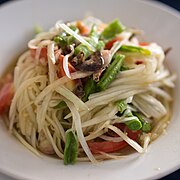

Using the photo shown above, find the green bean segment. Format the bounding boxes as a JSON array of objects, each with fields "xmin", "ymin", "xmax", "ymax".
[
  {"xmin": 101, "ymin": 19, "xmax": 125, "ymax": 40},
  {"xmin": 82, "ymin": 77, "xmax": 96, "ymax": 102},
  {"xmin": 97, "ymin": 54, "xmax": 125, "ymax": 91},
  {"xmin": 64, "ymin": 130, "xmax": 78, "ymax": 165},
  {"xmin": 120, "ymin": 45, "xmax": 151, "ymax": 55},
  {"xmin": 133, "ymin": 112, "xmax": 151, "ymax": 132}
]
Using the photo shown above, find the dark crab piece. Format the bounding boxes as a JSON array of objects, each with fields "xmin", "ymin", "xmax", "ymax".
[
  {"xmin": 70, "ymin": 53, "xmax": 84, "ymax": 66},
  {"xmin": 76, "ymin": 51, "xmax": 104, "ymax": 72}
]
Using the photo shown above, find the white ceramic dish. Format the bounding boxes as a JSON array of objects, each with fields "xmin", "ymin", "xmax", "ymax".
[{"xmin": 0, "ymin": 0, "xmax": 180, "ymax": 179}]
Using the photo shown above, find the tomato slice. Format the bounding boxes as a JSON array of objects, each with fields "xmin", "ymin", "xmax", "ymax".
[
  {"xmin": 76, "ymin": 21, "xmax": 89, "ymax": 36},
  {"xmin": 88, "ymin": 140, "xmax": 127, "ymax": 154},
  {"xmin": 57, "ymin": 55, "xmax": 77, "ymax": 91},
  {"xmin": 105, "ymin": 37, "xmax": 122, "ymax": 50},
  {"xmin": 58, "ymin": 55, "xmax": 66, "ymax": 77},
  {"xmin": 0, "ymin": 82, "xmax": 14, "ymax": 114},
  {"xmin": 57, "ymin": 55, "xmax": 76, "ymax": 78},
  {"xmin": 30, "ymin": 47, "xmax": 47, "ymax": 59},
  {"xmin": 88, "ymin": 124, "xmax": 140, "ymax": 154},
  {"xmin": 139, "ymin": 42, "xmax": 149, "ymax": 46},
  {"xmin": 112, "ymin": 123, "xmax": 140, "ymax": 140}
]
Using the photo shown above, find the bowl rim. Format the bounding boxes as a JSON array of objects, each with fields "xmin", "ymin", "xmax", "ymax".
[{"xmin": 0, "ymin": 0, "xmax": 179, "ymax": 180}]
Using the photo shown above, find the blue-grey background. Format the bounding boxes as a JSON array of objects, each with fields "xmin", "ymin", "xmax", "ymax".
[{"xmin": 0, "ymin": 0, "xmax": 179, "ymax": 179}]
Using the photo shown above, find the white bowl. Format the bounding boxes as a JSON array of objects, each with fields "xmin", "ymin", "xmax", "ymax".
[{"xmin": 0, "ymin": 0, "xmax": 180, "ymax": 179}]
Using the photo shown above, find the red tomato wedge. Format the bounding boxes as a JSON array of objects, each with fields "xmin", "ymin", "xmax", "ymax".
[
  {"xmin": 88, "ymin": 124, "xmax": 140, "ymax": 154},
  {"xmin": 105, "ymin": 37, "xmax": 122, "ymax": 50},
  {"xmin": 0, "ymin": 82, "xmax": 14, "ymax": 114},
  {"xmin": 58, "ymin": 55, "xmax": 77, "ymax": 91},
  {"xmin": 76, "ymin": 21, "xmax": 89, "ymax": 36},
  {"xmin": 139, "ymin": 42, "xmax": 149, "ymax": 46},
  {"xmin": 58, "ymin": 55, "xmax": 66, "ymax": 77},
  {"xmin": 58, "ymin": 55, "xmax": 76, "ymax": 78},
  {"xmin": 88, "ymin": 140, "xmax": 127, "ymax": 154},
  {"xmin": 30, "ymin": 47, "xmax": 47, "ymax": 59}
]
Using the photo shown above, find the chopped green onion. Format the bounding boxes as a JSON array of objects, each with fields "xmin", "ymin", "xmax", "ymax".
[
  {"xmin": 96, "ymin": 41, "xmax": 105, "ymax": 51},
  {"xmin": 87, "ymin": 38, "xmax": 98, "ymax": 49},
  {"xmin": 58, "ymin": 23, "xmax": 96, "ymax": 52},
  {"xmin": 120, "ymin": 45, "xmax": 151, "ymax": 56},
  {"xmin": 133, "ymin": 112, "xmax": 151, "ymax": 133},
  {"xmin": 54, "ymin": 101, "xmax": 67, "ymax": 109},
  {"xmin": 64, "ymin": 130, "xmax": 78, "ymax": 165},
  {"xmin": 97, "ymin": 54, "xmax": 125, "ymax": 91},
  {"xmin": 69, "ymin": 25, "xmax": 79, "ymax": 34},
  {"xmin": 74, "ymin": 44, "xmax": 93, "ymax": 59},
  {"xmin": 53, "ymin": 26, "xmax": 79, "ymax": 48},
  {"xmin": 142, "ymin": 122, "xmax": 151, "ymax": 133},
  {"xmin": 116, "ymin": 100, "xmax": 127, "ymax": 114},
  {"xmin": 87, "ymin": 36, "xmax": 105, "ymax": 51},
  {"xmin": 53, "ymin": 36, "xmax": 66, "ymax": 47},
  {"xmin": 66, "ymin": 36, "xmax": 76, "ymax": 45},
  {"xmin": 89, "ymin": 25, "xmax": 104, "ymax": 51},
  {"xmin": 82, "ymin": 77, "xmax": 96, "ymax": 102},
  {"xmin": 89, "ymin": 25, "xmax": 99, "ymax": 42},
  {"xmin": 74, "ymin": 25, "xmax": 103, "ymax": 58},
  {"xmin": 53, "ymin": 35, "xmax": 75, "ymax": 49},
  {"xmin": 101, "ymin": 19, "xmax": 125, "ymax": 40},
  {"xmin": 125, "ymin": 119, "xmax": 142, "ymax": 131},
  {"xmin": 125, "ymin": 112, "xmax": 142, "ymax": 131}
]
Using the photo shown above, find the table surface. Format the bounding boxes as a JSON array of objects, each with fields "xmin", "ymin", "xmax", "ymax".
[{"xmin": 0, "ymin": 0, "xmax": 179, "ymax": 179}]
